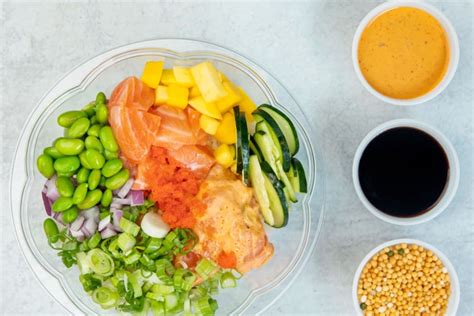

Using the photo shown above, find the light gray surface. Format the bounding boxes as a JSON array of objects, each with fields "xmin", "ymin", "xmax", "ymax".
[{"xmin": 1, "ymin": 1, "xmax": 472, "ymax": 315}]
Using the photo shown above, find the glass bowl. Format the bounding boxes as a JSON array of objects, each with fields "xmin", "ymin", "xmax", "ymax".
[{"xmin": 10, "ymin": 39, "xmax": 324, "ymax": 315}]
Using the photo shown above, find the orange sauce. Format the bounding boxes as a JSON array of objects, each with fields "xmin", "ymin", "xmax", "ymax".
[{"xmin": 358, "ymin": 7, "xmax": 449, "ymax": 99}]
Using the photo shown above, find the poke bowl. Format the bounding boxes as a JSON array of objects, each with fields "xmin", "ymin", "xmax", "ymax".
[{"xmin": 10, "ymin": 39, "xmax": 324, "ymax": 315}]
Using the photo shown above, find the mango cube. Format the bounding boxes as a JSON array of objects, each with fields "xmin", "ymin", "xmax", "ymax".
[
  {"xmin": 155, "ymin": 85, "xmax": 168, "ymax": 105},
  {"xmin": 190, "ymin": 62, "xmax": 228, "ymax": 103},
  {"xmin": 214, "ymin": 144, "xmax": 235, "ymax": 168},
  {"xmin": 237, "ymin": 87, "xmax": 257, "ymax": 122},
  {"xmin": 189, "ymin": 85, "xmax": 201, "ymax": 98},
  {"xmin": 188, "ymin": 96, "xmax": 222, "ymax": 120},
  {"xmin": 199, "ymin": 115, "xmax": 220, "ymax": 135},
  {"xmin": 160, "ymin": 69, "xmax": 177, "ymax": 86},
  {"xmin": 141, "ymin": 61, "xmax": 164, "ymax": 89},
  {"xmin": 173, "ymin": 67, "xmax": 194, "ymax": 88},
  {"xmin": 214, "ymin": 112, "xmax": 236, "ymax": 144},
  {"xmin": 217, "ymin": 71, "xmax": 228, "ymax": 82},
  {"xmin": 167, "ymin": 84, "xmax": 189, "ymax": 109},
  {"xmin": 216, "ymin": 81, "xmax": 242, "ymax": 113}
]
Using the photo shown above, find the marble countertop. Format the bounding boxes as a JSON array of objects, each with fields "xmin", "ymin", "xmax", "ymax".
[{"xmin": 1, "ymin": 1, "xmax": 472, "ymax": 315}]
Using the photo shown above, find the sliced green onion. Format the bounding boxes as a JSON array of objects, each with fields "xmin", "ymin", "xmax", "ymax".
[
  {"xmin": 164, "ymin": 293, "xmax": 178, "ymax": 311},
  {"xmin": 108, "ymin": 238, "xmax": 121, "ymax": 258},
  {"xmin": 151, "ymin": 284, "xmax": 175, "ymax": 295},
  {"xmin": 145, "ymin": 238, "xmax": 162, "ymax": 254},
  {"xmin": 88, "ymin": 232, "xmax": 101, "ymax": 249},
  {"xmin": 146, "ymin": 291, "xmax": 164, "ymax": 302},
  {"xmin": 119, "ymin": 217, "xmax": 140, "ymax": 237},
  {"xmin": 220, "ymin": 271, "xmax": 237, "ymax": 288},
  {"xmin": 150, "ymin": 300, "xmax": 165, "ymax": 316},
  {"xmin": 195, "ymin": 258, "xmax": 217, "ymax": 280},
  {"xmin": 173, "ymin": 268, "xmax": 196, "ymax": 292},
  {"xmin": 92, "ymin": 286, "xmax": 119, "ymax": 309},
  {"xmin": 79, "ymin": 273, "xmax": 102, "ymax": 292},
  {"xmin": 155, "ymin": 259, "xmax": 175, "ymax": 284},
  {"xmin": 162, "ymin": 231, "xmax": 177, "ymax": 250},
  {"xmin": 124, "ymin": 250, "xmax": 141, "ymax": 265},
  {"xmin": 76, "ymin": 252, "xmax": 91, "ymax": 274},
  {"xmin": 86, "ymin": 249, "xmax": 115, "ymax": 277},
  {"xmin": 117, "ymin": 232, "xmax": 136, "ymax": 254},
  {"xmin": 127, "ymin": 271, "xmax": 143, "ymax": 298},
  {"xmin": 194, "ymin": 296, "xmax": 217, "ymax": 315}
]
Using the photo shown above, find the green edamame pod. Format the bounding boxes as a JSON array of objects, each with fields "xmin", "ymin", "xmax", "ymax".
[
  {"xmin": 85, "ymin": 136, "xmax": 104, "ymax": 153},
  {"xmin": 99, "ymin": 126, "xmax": 119, "ymax": 153},
  {"xmin": 52, "ymin": 196, "xmax": 74, "ymax": 212},
  {"xmin": 37, "ymin": 154, "xmax": 55, "ymax": 178},
  {"xmin": 82, "ymin": 102, "xmax": 96, "ymax": 117},
  {"xmin": 88, "ymin": 232, "xmax": 101, "ymax": 249},
  {"xmin": 62, "ymin": 206, "xmax": 79, "ymax": 224},
  {"xmin": 77, "ymin": 189, "xmax": 103, "ymax": 209},
  {"xmin": 104, "ymin": 149, "xmax": 119, "ymax": 160},
  {"xmin": 101, "ymin": 189, "xmax": 113, "ymax": 207},
  {"xmin": 57, "ymin": 111, "xmax": 87, "ymax": 128},
  {"xmin": 54, "ymin": 138, "xmax": 84, "ymax": 155},
  {"xmin": 72, "ymin": 183, "xmax": 88, "ymax": 204},
  {"xmin": 87, "ymin": 124, "xmax": 102, "ymax": 137},
  {"xmin": 79, "ymin": 151, "xmax": 93, "ymax": 169},
  {"xmin": 95, "ymin": 104, "xmax": 108, "ymax": 124},
  {"xmin": 105, "ymin": 169, "xmax": 129, "ymax": 190},
  {"xmin": 101, "ymin": 158, "xmax": 123, "ymax": 177},
  {"xmin": 53, "ymin": 156, "xmax": 81, "ymax": 173},
  {"xmin": 56, "ymin": 176, "xmax": 75, "ymax": 197},
  {"xmin": 43, "ymin": 218, "xmax": 59, "ymax": 243},
  {"xmin": 88, "ymin": 169, "xmax": 101, "ymax": 190},
  {"xmin": 43, "ymin": 146, "xmax": 64, "ymax": 159},
  {"xmin": 96, "ymin": 92, "xmax": 106, "ymax": 105},
  {"xmin": 76, "ymin": 167, "xmax": 90, "ymax": 184},
  {"xmin": 85, "ymin": 149, "xmax": 105, "ymax": 169},
  {"xmin": 68, "ymin": 117, "xmax": 90, "ymax": 138}
]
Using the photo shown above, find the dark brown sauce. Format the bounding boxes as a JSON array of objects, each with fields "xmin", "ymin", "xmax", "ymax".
[{"xmin": 358, "ymin": 127, "xmax": 449, "ymax": 217}]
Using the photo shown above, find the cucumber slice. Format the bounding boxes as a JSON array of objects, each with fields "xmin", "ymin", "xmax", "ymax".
[
  {"xmin": 276, "ymin": 161, "xmax": 297, "ymax": 202},
  {"xmin": 234, "ymin": 106, "xmax": 250, "ymax": 185},
  {"xmin": 249, "ymin": 136, "xmax": 263, "ymax": 162},
  {"xmin": 258, "ymin": 104, "xmax": 299, "ymax": 155},
  {"xmin": 253, "ymin": 110, "xmax": 291, "ymax": 172},
  {"xmin": 260, "ymin": 161, "xmax": 289, "ymax": 228},
  {"xmin": 291, "ymin": 158, "xmax": 307, "ymax": 193},
  {"xmin": 249, "ymin": 155, "xmax": 274, "ymax": 226}
]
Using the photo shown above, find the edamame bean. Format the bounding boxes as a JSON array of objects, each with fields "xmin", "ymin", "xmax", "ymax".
[
  {"xmin": 95, "ymin": 104, "xmax": 108, "ymax": 124},
  {"xmin": 53, "ymin": 156, "xmax": 81, "ymax": 173},
  {"xmin": 56, "ymin": 176, "xmax": 75, "ymax": 197},
  {"xmin": 85, "ymin": 149, "xmax": 105, "ymax": 169},
  {"xmin": 77, "ymin": 189, "xmax": 103, "ymax": 209},
  {"xmin": 90, "ymin": 116, "xmax": 98, "ymax": 125},
  {"xmin": 62, "ymin": 206, "xmax": 79, "ymax": 224},
  {"xmin": 101, "ymin": 158, "xmax": 123, "ymax": 177},
  {"xmin": 104, "ymin": 149, "xmax": 119, "ymax": 160},
  {"xmin": 96, "ymin": 92, "xmax": 106, "ymax": 105},
  {"xmin": 82, "ymin": 102, "xmax": 96, "ymax": 117},
  {"xmin": 99, "ymin": 176, "xmax": 106, "ymax": 188},
  {"xmin": 85, "ymin": 136, "xmax": 104, "ymax": 153},
  {"xmin": 99, "ymin": 126, "xmax": 119, "ymax": 153},
  {"xmin": 44, "ymin": 146, "xmax": 64, "ymax": 159},
  {"xmin": 68, "ymin": 117, "xmax": 90, "ymax": 138},
  {"xmin": 101, "ymin": 189, "xmax": 113, "ymax": 207},
  {"xmin": 88, "ymin": 169, "xmax": 101, "ymax": 190},
  {"xmin": 104, "ymin": 169, "xmax": 129, "ymax": 190},
  {"xmin": 73, "ymin": 183, "xmax": 88, "ymax": 204},
  {"xmin": 54, "ymin": 138, "xmax": 84, "ymax": 155},
  {"xmin": 37, "ymin": 154, "xmax": 55, "ymax": 178},
  {"xmin": 57, "ymin": 111, "xmax": 87, "ymax": 128},
  {"xmin": 76, "ymin": 167, "xmax": 90, "ymax": 184},
  {"xmin": 87, "ymin": 124, "xmax": 102, "ymax": 137},
  {"xmin": 57, "ymin": 171, "xmax": 75, "ymax": 177},
  {"xmin": 79, "ymin": 151, "xmax": 93, "ymax": 169},
  {"xmin": 43, "ymin": 218, "xmax": 59, "ymax": 243},
  {"xmin": 52, "ymin": 196, "xmax": 74, "ymax": 212}
]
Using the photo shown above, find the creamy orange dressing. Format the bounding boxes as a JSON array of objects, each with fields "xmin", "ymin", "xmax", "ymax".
[{"xmin": 358, "ymin": 7, "xmax": 449, "ymax": 99}]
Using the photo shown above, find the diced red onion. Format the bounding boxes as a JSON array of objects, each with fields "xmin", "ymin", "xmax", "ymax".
[
  {"xmin": 53, "ymin": 212, "xmax": 65, "ymax": 226},
  {"xmin": 46, "ymin": 180, "xmax": 60, "ymax": 202},
  {"xmin": 70, "ymin": 229, "xmax": 85, "ymax": 241},
  {"xmin": 81, "ymin": 207, "xmax": 100, "ymax": 223},
  {"xmin": 98, "ymin": 215, "xmax": 111, "ymax": 232},
  {"xmin": 111, "ymin": 210, "xmax": 123, "ymax": 232},
  {"xmin": 82, "ymin": 218, "xmax": 98, "ymax": 237},
  {"xmin": 117, "ymin": 179, "xmax": 134, "ymax": 198},
  {"xmin": 101, "ymin": 227, "xmax": 117, "ymax": 239},
  {"xmin": 128, "ymin": 190, "xmax": 144, "ymax": 206},
  {"xmin": 42, "ymin": 191, "xmax": 52, "ymax": 216},
  {"xmin": 112, "ymin": 198, "xmax": 131, "ymax": 205},
  {"xmin": 70, "ymin": 216, "xmax": 85, "ymax": 232},
  {"xmin": 110, "ymin": 202, "xmax": 123, "ymax": 209}
]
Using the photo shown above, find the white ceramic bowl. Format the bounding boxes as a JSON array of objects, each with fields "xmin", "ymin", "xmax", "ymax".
[
  {"xmin": 352, "ymin": 0, "xmax": 459, "ymax": 106},
  {"xmin": 352, "ymin": 239, "xmax": 460, "ymax": 315},
  {"xmin": 352, "ymin": 119, "xmax": 459, "ymax": 225}
]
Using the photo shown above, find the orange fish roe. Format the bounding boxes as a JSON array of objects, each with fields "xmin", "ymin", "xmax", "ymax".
[
  {"xmin": 143, "ymin": 146, "xmax": 206, "ymax": 228},
  {"xmin": 217, "ymin": 251, "xmax": 237, "ymax": 269}
]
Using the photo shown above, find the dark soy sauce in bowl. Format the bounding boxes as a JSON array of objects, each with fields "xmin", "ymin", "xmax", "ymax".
[{"xmin": 358, "ymin": 127, "xmax": 449, "ymax": 217}]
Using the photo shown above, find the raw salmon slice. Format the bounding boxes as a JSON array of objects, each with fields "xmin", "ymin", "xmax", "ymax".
[
  {"xmin": 186, "ymin": 107, "xmax": 210, "ymax": 146},
  {"xmin": 150, "ymin": 105, "xmax": 197, "ymax": 149},
  {"xmin": 168, "ymin": 145, "xmax": 215, "ymax": 178},
  {"xmin": 109, "ymin": 76, "xmax": 154, "ymax": 111}
]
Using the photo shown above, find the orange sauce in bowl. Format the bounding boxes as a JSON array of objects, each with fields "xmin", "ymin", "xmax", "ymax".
[{"xmin": 358, "ymin": 7, "xmax": 450, "ymax": 99}]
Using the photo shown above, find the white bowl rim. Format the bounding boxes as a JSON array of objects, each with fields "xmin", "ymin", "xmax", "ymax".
[
  {"xmin": 352, "ymin": 0, "xmax": 460, "ymax": 106},
  {"xmin": 352, "ymin": 238, "xmax": 460, "ymax": 315},
  {"xmin": 352, "ymin": 119, "xmax": 460, "ymax": 225}
]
